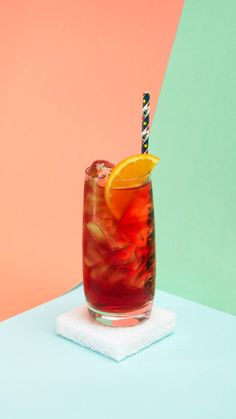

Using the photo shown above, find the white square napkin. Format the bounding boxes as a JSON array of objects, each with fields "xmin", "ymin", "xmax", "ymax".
[{"xmin": 56, "ymin": 305, "xmax": 176, "ymax": 362}]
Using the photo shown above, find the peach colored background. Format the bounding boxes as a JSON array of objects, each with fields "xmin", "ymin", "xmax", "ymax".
[{"xmin": 0, "ymin": 0, "xmax": 183, "ymax": 320}]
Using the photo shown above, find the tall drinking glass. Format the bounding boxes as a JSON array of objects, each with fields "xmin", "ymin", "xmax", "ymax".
[{"xmin": 82, "ymin": 166, "xmax": 156, "ymax": 326}]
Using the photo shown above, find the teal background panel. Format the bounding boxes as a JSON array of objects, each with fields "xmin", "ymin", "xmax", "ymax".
[{"xmin": 150, "ymin": 0, "xmax": 236, "ymax": 315}]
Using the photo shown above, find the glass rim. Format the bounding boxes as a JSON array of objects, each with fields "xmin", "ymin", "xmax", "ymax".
[{"xmin": 85, "ymin": 167, "xmax": 152, "ymax": 182}]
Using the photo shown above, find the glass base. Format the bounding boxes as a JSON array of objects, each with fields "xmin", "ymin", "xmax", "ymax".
[{"xmin": 87, "ymin": 302, "xmax": 153, "ymax": 327}]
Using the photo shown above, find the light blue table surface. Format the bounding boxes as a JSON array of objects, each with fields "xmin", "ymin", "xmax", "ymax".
[{"xmin": 0, "ymin": 286, "xmax": 235, "ymax": 419}]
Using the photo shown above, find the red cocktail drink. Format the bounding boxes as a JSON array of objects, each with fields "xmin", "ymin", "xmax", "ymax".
[{"xmin": 83, "ymin": 159, "xmax": 156, "ymax": 326}]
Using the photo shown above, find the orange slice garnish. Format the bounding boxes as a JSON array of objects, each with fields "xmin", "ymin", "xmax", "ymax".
[{"xmin": 105, "ymin": 154, "xmax": 160, "ymax": 219}]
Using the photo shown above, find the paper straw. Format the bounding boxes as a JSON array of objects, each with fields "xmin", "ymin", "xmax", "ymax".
[{"xmin": 141, "ymin": 92, "xmax": 150, "ymax": 154}]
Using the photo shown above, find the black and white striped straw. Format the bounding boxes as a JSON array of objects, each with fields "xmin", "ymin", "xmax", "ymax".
[{"xmin": 141, "ymin": 92, "xmax": 150, "ymax": 154}]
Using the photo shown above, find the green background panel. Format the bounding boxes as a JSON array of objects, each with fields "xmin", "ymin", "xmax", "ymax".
[{"xmin": 150, "ymin": 0, "xmax": 236, "ymax": 315}]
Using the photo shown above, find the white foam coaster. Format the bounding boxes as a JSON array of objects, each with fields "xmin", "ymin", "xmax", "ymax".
[{"xmin": 56, "ymin": 305, "xmax": 176, "ymax": 362}]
